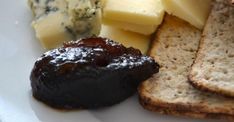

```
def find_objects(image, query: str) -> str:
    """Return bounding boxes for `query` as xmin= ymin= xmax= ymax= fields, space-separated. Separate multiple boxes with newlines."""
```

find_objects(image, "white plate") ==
xmin=0 ymin=0 xmax=223 ymax=122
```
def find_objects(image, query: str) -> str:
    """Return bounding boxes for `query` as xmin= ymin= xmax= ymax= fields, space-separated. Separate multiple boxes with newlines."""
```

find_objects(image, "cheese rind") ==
xmin=100 ymin=25 xmax=150 ymax=54
xmin=162 ymin=0 xmax=211 ymax=29
xmin=104 ymin=0 xmax=164 ymax=25
xmin=102 ymin=17 xmax=157 ymax=35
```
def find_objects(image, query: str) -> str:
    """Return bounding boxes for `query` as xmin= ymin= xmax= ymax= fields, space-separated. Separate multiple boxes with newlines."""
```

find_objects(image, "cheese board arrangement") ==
xmin=0 ymin=0 xmax=233 ymax=122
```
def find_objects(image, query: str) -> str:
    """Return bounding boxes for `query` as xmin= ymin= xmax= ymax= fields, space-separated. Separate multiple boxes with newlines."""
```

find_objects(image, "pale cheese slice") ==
xmin=100 ymin=25 xmax=150 ymax=54
xmin=103 ymin=0 xmax=164 ymax=25
xmin=162 ymin=0 xmax=211 ymax=29
xmin=102 ymin=17 xmax=157 ymax=35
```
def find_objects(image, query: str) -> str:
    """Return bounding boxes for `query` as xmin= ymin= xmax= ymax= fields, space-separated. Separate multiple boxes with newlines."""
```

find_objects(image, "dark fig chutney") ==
xmin=30 ymin=37 xmax=159 ymax=109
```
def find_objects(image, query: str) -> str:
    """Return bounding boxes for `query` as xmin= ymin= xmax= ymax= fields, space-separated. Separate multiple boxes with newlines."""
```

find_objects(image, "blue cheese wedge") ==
xmin=32 ymin=12 xmax=73 ymax=49
xmin=28 ymin=0 xmax=67 ymax=19
xmin=162 ymin=0 xmax=211 ymax=29
xmin=66 ymin=0 xmax=101 ymax=38
xmin=28 ymin=0 xmax=101 ymax=49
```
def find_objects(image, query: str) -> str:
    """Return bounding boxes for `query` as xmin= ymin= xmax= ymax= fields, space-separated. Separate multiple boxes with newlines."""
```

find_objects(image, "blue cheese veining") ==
xmin=67 ymin=0 xmax=101 ymax=38
xmin=28 ymin=0 xmax=67 ymax=18
xmin=28 ymin=0 xmax=101 ymax=49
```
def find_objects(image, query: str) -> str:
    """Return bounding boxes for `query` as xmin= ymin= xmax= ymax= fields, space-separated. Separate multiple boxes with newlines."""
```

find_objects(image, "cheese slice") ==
xmin=100 ymin=25 xmax=150 ymax=54
xmin=162 ymin=0 xmax=211 ymax=29
xmin=103 ymin=0 xmax=164 ymax=25
xmin=32 ymin=12 xmax=73 ymax=49
xmin=102 ymin=17 xmax=157 ymax=35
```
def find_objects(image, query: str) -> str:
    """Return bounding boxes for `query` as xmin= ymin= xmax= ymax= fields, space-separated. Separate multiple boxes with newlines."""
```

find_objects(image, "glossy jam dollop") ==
xmin=30 ymin=37 xmax=159 ymax=109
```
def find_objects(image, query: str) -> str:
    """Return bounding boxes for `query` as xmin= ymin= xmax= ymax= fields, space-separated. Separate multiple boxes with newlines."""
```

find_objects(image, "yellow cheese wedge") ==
xmin=103 ymin=0 xmax=164 ymax=25
xmin=162 ymin=0 xmax=211 ymax=29
xmin=100 ymin=25 xmax=150 ymax=54
xmin=102 ymin=17 xmax=157 ymax=35
xmin=32 ymin=12 xmax=73 ymax=49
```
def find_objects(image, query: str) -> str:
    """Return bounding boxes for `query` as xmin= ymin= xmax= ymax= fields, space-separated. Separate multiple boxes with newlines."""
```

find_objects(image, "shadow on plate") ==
xmin=91 ymin=95 xmax=223 ymax=122
xmin=28 ymin=90 xmax=101 ymax=122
